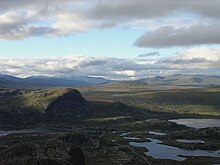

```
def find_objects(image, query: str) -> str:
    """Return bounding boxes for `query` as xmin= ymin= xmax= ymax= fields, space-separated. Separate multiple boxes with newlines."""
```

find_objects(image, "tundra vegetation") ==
xmin=0 ymin=83 xmax=219 ymax=164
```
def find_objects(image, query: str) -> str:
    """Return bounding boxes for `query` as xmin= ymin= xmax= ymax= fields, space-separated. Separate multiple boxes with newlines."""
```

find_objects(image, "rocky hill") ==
xmin=45 ymin=89 xmax=89 ymax=118
xmin=0 ymin=88 xmax=89 ymax=124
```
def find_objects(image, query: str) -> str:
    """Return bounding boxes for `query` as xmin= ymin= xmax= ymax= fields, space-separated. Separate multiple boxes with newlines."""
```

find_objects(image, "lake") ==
xmin=130 ymin=138 xmax=220 ymax=161
xmin=169 ymin=118 xmax=220 ymax=128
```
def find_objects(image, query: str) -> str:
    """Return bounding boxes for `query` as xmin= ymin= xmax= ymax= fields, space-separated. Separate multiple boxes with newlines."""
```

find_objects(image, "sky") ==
xmin=0 ymin=0 xmax=220 ymax=80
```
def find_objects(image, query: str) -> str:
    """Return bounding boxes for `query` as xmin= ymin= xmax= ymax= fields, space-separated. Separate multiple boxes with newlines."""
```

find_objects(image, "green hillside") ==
xmin=0 ymin=88 xmax=70 ymax=111
xmin=0 ymin=88 xmax=89 ymax=124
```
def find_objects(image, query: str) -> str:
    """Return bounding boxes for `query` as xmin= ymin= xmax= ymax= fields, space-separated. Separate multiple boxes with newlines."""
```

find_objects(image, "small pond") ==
xmin=169 ymin=118 xmax=220 ymax=129
xmin=176 ymin=139 xmax=204 ymax=144
xmin=0 ymin=129 xmax=50 ymax=137
xmin=145 ymin=131 xmax=166 ymax=136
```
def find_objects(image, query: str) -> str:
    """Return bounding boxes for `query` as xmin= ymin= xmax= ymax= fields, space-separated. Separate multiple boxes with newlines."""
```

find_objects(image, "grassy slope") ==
xmin=133 ymin=89 xmax=220 ymax=116
xmin=0 ymin=88 xmax=70 ymax=111
xmin=1 ymin=84 xmax=220 ymax=117
xmin=78 ymin=84 xmax=220 ymax=117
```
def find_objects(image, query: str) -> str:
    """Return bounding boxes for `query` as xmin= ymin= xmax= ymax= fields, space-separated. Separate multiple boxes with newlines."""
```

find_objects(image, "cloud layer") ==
xmin=1 ymin=48 xmax=220 ymax=80
xmin=0 ymin=0 xmax=220 ymax=48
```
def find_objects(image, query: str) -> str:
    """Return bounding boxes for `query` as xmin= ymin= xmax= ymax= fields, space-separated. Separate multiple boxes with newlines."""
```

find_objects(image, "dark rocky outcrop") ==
xmin=0 ymin=108 xmax=44 ymax=125
xmin=45 ymin=89 xmax=89 ymax=119
xmin=0 ymin=140 xmax=86 ymax=165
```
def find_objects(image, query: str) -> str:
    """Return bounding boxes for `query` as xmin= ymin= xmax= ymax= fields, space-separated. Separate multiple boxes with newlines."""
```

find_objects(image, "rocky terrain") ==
xmin=0 ymin=140 xmax=85 ymax=165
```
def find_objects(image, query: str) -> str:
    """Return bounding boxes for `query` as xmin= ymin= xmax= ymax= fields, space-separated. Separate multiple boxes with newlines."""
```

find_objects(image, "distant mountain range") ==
xmin=0 ymin=74 xmax=112 ymax=88
xmin=1 ymin=73 xmax=220 ymax=89
xmin=135 ymin=74 xmax=220 ymax=86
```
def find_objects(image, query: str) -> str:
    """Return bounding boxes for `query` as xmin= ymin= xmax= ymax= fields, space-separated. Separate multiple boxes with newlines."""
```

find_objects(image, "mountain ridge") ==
xmin=135 ymin=74 xmax=220 ymax=86
xmin=1 ymin=73 xmax=220 ymax=88
xmin=0 ymin=74 xmax=112 ymax=88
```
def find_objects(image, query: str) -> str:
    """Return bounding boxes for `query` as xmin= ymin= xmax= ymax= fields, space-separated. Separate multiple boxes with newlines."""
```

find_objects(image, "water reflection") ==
xmin=130 ymin=138 xmax=220 ymax=161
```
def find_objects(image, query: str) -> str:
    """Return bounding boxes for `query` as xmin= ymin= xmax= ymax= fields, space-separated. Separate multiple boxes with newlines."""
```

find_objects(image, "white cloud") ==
xmin=176 ymin=48 xmax=220 ymax=61
xmin=115 ymin=70 xmax=136 ymax=77
xmin=52 ymin=12 xmax=88 ymax=35
xmin=159 ymin=48 xmax=220 ymax=69
xmin=0 ymin=50 xmax=220 ymax=80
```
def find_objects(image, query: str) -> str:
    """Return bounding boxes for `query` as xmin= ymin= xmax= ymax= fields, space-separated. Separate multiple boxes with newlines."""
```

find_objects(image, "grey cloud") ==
xmin=134 ymin=24 xmax=220 ymax=48
xmin=88 ymin=0 xmax=177 ymax=20
xmin=0 ymin=0 xmax=73 ymax=11
xmin=0 ymin=11 xmax=56 ymax=39
xmin=88 ymin=0 xmax=220 ymax=21
xmin=1 ymin=0 xmax=220 ymax=19
xmin=0 ymin=0 xmax=220 ymax=39
xmin=0 ymin=22 xmax=55 ymax=40
xmin=158 ymin=58 xmax=218 ymax=71
xmin=162 ymin=58 xmax=210 ymax=65
xmin=138 ymin=52 xmax=160 ymax=57
xmin=82 ymin=57 xmax=147 ymax=72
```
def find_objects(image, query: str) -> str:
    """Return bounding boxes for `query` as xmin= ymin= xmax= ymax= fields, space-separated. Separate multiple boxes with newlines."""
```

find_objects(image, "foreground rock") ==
xmin=0 ymin=140 xmax=86 ymax=165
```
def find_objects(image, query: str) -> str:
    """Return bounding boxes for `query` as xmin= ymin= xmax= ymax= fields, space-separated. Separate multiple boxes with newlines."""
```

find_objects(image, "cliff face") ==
xmin=0 ymin=140 xmax=86 ymax=165
xmin=45 ymin=89 xmax=89 ymax=118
